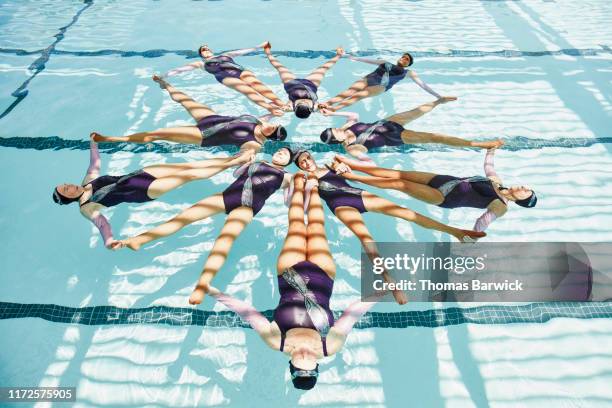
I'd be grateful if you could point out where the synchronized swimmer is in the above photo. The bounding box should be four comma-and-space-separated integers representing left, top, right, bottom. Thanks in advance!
51, 42, 538, 390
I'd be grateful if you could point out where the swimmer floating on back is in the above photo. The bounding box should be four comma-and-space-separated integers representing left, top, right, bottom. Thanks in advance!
319, 52, 456, 111
115, 147, 295, 304
165, 43, 285, 115
263, 42, 344, 119
92, 76, 287, 155
52, 134, 250, 249
319, 99, 503, 161
333, 147, 537, 238
293, 151, 485, 304
200, 174, 386, 390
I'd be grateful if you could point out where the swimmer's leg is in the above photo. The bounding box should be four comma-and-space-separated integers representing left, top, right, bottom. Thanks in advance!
153, 75, 215, 122
362, 192, 485, 241
277, 174, 307, 274
91, 127, 202, 145
121, 193, 225, 250
305, 53, 342, 87
401, 129, 503, 149
240, 70, 285, 106
323, 78, 369, 107
189, 206, 254, 305
341, 172, 443, 205
264, 50, 297, 83
385, 100, 442, 125
334, 206, 407, 304
305, 181, 335, 279
145, 156, 247, 199
330, 85, 384, 111
222, 77, 283, 115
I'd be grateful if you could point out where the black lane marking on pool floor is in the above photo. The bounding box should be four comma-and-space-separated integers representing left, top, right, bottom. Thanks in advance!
1, 46, 610, 60
0, 0, 94, 120
1, 42, 609, 121
0, 135, 611, 155
1, 301, 610, 328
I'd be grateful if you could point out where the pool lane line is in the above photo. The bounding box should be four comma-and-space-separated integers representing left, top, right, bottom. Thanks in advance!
0, 46, 610, 61
0, 0, 94, 121
0, 135, 611, 155
0, 301, 610, 328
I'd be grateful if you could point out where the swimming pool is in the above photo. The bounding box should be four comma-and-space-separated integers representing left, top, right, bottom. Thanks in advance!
1, 0, 611, 406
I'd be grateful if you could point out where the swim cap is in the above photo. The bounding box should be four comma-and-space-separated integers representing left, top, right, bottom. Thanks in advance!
52, 187, 80, 205
515, 191, 537, 208
295, 103, 313, 119
289, 361, 318, 390
320, 128, 340, 144
293, 150, 309, 167
277, 146, 294, 165
403, 52, 414, 66
267, 126, 287, 141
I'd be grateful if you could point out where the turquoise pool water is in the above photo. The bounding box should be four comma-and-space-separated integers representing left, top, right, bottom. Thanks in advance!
1, 0, 611, 406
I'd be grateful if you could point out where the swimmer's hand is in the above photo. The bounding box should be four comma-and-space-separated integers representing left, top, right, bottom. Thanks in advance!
473, 139, 504, 150
263, 41, 272, 54
258, 41, 270, 49
230, 151, 255, 166
331, 160, 352, 175
336, 47, 345, 56
319, 107, 333, 116
437, 96, 458, 104
107, 240, 124, 250
317, 102, 331, 111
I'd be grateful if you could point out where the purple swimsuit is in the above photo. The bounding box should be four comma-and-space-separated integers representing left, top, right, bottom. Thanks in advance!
274, 261, 334, 356
283, 78, 318, 104
197, 114, 261, 148
318, 170, 367, 213
428, 175, 500, 209
347, 120, 405, 149
222, 162, 285, 215
81, 170, 156, 208
203, 55, 244, 83
365, 62, 407, 91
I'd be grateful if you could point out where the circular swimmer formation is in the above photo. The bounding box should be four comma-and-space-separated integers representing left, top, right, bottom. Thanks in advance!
51, 42, 538, 390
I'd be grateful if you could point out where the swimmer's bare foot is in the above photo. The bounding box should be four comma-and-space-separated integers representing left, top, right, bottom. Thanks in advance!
473, 139, 504, 149
189, 283, 209, 305
123, 237, 143, 251
268, 107, 284, 116
456, 229, 486, 242
437, 96, 458, 104
90, 132, 105, 142
152, 74, 169, 89
90, 132, 129, 143
382, 272, 408, 305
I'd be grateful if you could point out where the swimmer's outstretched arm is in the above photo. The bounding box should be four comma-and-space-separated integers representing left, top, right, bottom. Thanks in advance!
81, 208, 115, 249
471, 148, 507, 234
82, 136, 102, 185
407, 70, 445, 99
473, 201, 507, 233
484, 148, 501, 182
207, 285, 279, 348
320, 109, 359, 128
223, 42, 268, 58
326, 294, 383, 355
164, 61, 205, 78
344, 54, 386, 65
